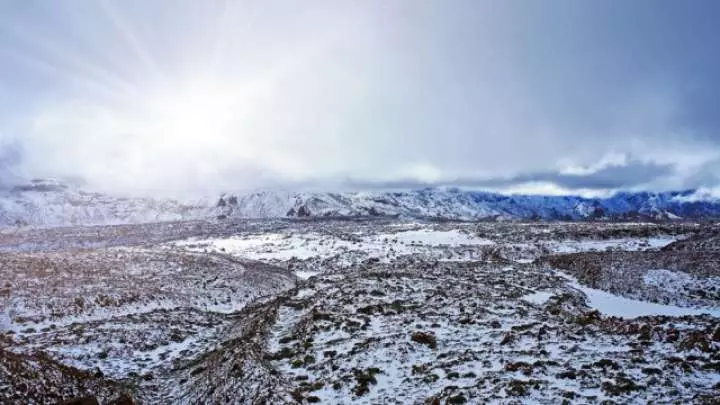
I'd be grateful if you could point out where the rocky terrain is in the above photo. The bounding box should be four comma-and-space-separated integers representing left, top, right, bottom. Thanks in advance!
1, 220, 719, 404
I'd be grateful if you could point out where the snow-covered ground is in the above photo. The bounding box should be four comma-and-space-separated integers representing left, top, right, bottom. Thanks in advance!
370, 229, 494, 246
260, 256, 720, 404
501, 235, 682, 263
643, 269, 720, 296
551, 236, 678, 253
0, 247, 296, 383
175, 227, 680, 274
2, 220, 718, 404
174, 228, 495, 268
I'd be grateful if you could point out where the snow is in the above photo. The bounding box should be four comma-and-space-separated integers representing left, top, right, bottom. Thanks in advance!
521, 291, 554, 305
7, 299, 183, 332
551, 236, 678, 254
4, 220, 720, 404
295, 288, 316, 299
0, 309, 11, 331
259, 251, 720, 404
217, 188, 720, 221
295, 270, 319, 280
47, 330, 210, 379
565, 276, 720, 318
176, 228, 495, 265
0, 180, 206, 228
371, 229, 494, 246
644, 269, 694, 287
505, 235, 681, 263
178, 233, 346, 261
642, 268, 720, 294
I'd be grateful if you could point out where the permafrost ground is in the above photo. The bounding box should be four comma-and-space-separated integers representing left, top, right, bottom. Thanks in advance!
1, 220, 719, 404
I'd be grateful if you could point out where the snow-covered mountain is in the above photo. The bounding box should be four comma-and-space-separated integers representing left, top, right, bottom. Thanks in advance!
0, 179, 206, 228
3, 179, 720, 228
216, 188, 720, 221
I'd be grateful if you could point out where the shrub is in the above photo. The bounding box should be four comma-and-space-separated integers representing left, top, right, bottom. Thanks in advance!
411, 331, 437, 349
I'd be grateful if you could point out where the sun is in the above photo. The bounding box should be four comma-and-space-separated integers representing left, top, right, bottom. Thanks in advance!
138, 79, 245, 147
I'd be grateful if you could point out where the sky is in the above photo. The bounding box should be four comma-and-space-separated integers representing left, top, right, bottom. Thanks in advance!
0, 0, 719, 197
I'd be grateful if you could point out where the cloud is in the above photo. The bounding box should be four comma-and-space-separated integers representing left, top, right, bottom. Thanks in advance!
498, 159, 676, 190
0, 1, 719, 196
678, 158, 720, 190
0, 139, 23, 189
339, 157, 675, 192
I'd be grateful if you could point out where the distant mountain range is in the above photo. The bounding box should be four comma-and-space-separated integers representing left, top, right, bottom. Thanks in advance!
214, 188, 720, 222
2, 179, 720, 228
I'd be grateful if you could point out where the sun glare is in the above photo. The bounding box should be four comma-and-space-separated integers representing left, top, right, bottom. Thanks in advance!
151, 81, 239, 136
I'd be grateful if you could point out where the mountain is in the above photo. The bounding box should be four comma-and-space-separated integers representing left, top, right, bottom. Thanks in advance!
215, 188, 720, 222
0, 179, 206, 228
2, 179, 720, 228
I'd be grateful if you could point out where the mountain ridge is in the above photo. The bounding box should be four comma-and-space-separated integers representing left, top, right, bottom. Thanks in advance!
2, 179, 720, 228
214, 188, 720, 222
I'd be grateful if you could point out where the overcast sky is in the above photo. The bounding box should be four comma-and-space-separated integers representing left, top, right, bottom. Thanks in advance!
1, 0, 719, 197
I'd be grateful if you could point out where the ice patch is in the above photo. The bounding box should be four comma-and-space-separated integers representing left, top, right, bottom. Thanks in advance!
566, 277, 720, 318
